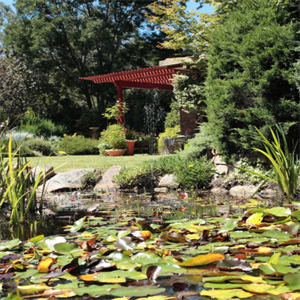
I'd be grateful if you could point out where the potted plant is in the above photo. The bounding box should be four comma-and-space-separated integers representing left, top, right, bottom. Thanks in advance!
125, 128, 138, 156
99, 124, 127, 156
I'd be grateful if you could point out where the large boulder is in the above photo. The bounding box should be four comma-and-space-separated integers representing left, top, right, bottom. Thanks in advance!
41, 168, 96, 193
94, 166, 122, 191
229, 185, 258, 198
158, 174, 179, 189
31, 165, 55, 183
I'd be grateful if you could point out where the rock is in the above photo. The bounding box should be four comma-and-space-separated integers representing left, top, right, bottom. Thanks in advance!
210, 187, 229, 195
154, 187, 169, 193
41, 168, 95, 193
229, 185, 258, 198
31, 165, 55, 183
158, 174, 179, 189
94, 166, 122, 191
259, 188, 280, 199
212, 154, 229, 175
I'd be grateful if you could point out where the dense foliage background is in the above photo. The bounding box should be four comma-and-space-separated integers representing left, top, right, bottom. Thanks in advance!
0, 0, 176, 134
0, 0, 299, 160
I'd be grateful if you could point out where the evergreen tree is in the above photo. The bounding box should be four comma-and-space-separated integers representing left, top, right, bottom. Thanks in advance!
203, 0, 300, 159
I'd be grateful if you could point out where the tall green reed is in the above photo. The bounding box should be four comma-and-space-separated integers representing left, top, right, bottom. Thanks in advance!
235, 125, 299, 202
0, 133, 45, 226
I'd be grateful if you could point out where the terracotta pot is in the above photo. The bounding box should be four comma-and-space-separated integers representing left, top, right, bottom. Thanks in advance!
126, 140, 136, 156
106, 149, 126, 156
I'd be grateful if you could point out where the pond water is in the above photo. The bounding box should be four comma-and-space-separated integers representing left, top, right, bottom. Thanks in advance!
1, 190, 225, 241
0, 191, 293, 300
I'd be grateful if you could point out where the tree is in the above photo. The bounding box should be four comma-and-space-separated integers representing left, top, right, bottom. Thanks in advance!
146, 0, 214, 57
2, 0, 173, 132
202, 0, 300, 159
0, 49, 40, 123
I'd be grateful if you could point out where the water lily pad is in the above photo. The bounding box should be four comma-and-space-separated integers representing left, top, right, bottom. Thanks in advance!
262, 229, 291, 239
200, 288, 253, 299
17, 283, 49, 295
218, 219, 238, 233
284, 273, 300, 291
178, 253, 224, 267
37, 257, 57, 273
143, 263, 186, 275
264, 207, 291, 217
115, 237, 135, 251
217, 258, 252, 272
75, 284, 121, 296
246, 212, 263, 226
70, 216, 86, 232
0, 239, 21, 251
242, 284, 290, 295
54, 242, 81, 253
38, 236, 67, 251
110, 286, 165, 297
28, 235, 44, 243
203, 275, 265, 283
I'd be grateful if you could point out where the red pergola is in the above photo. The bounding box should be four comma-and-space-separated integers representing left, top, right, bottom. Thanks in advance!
80, 63, 195, 123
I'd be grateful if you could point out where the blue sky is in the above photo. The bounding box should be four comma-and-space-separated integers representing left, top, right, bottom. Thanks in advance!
1, 0, 214, 13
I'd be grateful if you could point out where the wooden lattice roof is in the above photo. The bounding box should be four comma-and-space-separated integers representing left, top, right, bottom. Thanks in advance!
80, 64, 194, 91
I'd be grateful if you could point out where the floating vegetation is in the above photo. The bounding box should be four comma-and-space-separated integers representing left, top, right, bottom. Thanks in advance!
1, 195, 300, 299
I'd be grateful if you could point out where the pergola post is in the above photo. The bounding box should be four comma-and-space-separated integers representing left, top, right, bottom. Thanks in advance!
116, 83, 124, 124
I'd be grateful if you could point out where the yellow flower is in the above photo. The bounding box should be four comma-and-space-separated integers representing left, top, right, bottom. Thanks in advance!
188, 164, 194, 168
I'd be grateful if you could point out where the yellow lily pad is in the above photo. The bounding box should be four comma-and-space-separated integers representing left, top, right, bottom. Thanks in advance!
179, 253, 224, 267
201, 288, 253, 299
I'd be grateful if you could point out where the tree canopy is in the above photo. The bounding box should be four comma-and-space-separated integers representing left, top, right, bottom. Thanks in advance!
1, 0, 175, 132
202, 0, 300, 158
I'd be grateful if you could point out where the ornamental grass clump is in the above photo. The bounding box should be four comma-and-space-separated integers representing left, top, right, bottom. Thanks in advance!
0, 133, 45, 226
235, 125, 300, 202
100, 124, 127, 150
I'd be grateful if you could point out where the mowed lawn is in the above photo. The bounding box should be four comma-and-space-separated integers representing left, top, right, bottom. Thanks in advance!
26, 154, 161, 173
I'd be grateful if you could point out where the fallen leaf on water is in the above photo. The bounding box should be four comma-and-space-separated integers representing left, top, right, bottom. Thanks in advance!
37, 257, 57, 273
178, 253, 224, 267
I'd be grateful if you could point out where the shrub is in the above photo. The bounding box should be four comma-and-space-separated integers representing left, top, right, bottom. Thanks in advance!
98, 140, 110, 156
115, 161, 162, 190
157, 125, 181, 154
19, 110, 66, 138
23, 138, 56, 156
58, 134, 99, 155
0, 138, 35, 157
164, 100, 180, 129
116, 154, 215, 190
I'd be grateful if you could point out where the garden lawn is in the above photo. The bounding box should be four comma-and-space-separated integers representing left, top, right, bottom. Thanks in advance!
26, 154, 161, 173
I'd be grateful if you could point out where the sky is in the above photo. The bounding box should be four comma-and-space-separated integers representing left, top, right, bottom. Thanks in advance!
1, 0, 214, 14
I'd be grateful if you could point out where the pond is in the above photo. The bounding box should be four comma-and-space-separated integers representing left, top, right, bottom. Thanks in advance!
0, 191, 299, 300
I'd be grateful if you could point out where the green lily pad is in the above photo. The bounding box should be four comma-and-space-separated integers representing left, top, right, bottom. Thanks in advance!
262, 229, 291, 239
218, 219, 238, 233
38, 236, 67, 251
203, 275, 265, 283
110, 286, 165, 297
70, 217, 86, 232
264, 207, 291, 217
75, 284, 121, 296
284, 273, 300, 291
54, 242, 81, 253
0, 239, 21, 251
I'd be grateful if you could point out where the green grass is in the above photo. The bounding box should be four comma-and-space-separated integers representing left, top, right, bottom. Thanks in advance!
25, 154, 161, 173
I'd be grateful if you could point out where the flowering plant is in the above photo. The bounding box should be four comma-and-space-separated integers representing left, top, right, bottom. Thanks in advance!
102, 101, 129, 123
100, 124, 126, 150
